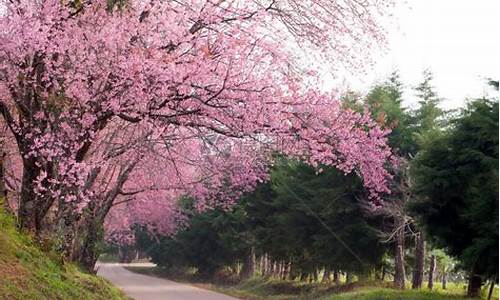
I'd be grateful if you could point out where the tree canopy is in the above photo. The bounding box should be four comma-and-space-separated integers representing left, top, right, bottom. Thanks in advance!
410, 97, 499, 293
0, 0, 392, 268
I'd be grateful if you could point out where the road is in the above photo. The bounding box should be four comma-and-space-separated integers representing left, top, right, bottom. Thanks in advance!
97, 263, 239, 300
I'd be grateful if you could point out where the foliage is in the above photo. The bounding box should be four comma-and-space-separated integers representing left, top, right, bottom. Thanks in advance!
137, 198, 250, 276
0, 0, 392, 256
412, 69, 446, 149
364, 71, 418, 156
139, 157, 386, 278
410, 98, 499, 281
250, 158, 385, 275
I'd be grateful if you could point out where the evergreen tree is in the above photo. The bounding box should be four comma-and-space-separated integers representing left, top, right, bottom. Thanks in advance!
412, 69, 444, 148
363, 71, 418, 289
138, 197, 251, 277
365, 71, 417, 156
249, 158, 385, 279
410, 97, 499, 297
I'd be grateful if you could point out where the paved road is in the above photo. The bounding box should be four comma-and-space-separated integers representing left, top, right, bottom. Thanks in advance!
97, 263, 239, 300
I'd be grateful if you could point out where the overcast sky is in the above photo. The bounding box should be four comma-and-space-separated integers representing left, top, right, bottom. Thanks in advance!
343, 0, 499, 110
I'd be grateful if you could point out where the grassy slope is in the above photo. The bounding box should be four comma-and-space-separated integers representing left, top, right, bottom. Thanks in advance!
0, 207, 128, 300
127, 266, 498, 300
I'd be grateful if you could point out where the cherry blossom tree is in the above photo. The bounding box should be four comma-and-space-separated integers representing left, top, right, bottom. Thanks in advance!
0, 0, 393, 268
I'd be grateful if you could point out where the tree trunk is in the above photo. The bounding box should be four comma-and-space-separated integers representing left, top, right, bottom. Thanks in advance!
487, 279, 495, 300
18, 158, 42, 233
71, 215, 104, 272
70, 195, 118, 273
428, 254, 436, 289
266, 255, 272, 277
118, 246, 135, 263
288, 263, 297, 280
56, 199, 82, 260
278, 261, 284, 278
333, 270, 340, 284
375, 267, 381, 281
394, 216, 406, 289
412, 232, 425, 289
259, 256, 264, 275
282, 261, 291, 280
263, 254, 271, 277
138, 250, 147, 259
467, 268, 483, 298
71, 161, 138, 271
0, 152, 13, 214
322, 269, 331, 283
18, 156, 59, 237
281, 261, 287, 279
241, 246, 255, 279
381, 266, 386, 281
271, 260, 278, 277
442, 266, 447, 289
313, 269, 318, 282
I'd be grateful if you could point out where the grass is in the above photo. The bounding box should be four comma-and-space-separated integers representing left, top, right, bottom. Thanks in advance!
127, 266, 498, 300
322, 287, 471, 300
215, 278, 476, 300
0, 204, 129, 300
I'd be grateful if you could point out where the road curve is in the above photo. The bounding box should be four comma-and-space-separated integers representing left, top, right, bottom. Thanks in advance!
97, 263, 239, 300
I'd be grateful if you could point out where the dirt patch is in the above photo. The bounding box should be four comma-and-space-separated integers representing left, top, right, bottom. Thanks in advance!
0, 261, 30, 295
0, 262, 28, 280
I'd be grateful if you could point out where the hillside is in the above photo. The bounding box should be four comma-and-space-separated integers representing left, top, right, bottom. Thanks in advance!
0, 205, 128, 300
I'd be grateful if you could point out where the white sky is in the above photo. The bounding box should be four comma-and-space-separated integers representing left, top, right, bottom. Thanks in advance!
343, 0, 499, 110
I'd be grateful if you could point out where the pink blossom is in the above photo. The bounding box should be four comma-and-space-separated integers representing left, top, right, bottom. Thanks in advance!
0, 0, 393, 241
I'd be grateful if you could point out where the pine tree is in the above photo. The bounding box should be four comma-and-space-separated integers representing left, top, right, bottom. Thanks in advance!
411, 96, 499, 297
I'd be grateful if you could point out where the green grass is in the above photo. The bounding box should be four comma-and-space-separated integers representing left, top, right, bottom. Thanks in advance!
221, 279, 498, 300
0, 204, 129, 300
127, 266, 498, 300
217, 278, 465, 300
214, 277, 337, 299
321, 283, 498, 300
321, 287, 470, 300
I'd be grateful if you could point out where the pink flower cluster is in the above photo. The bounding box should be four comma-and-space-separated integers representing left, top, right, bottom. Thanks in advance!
0, 0, 392, 242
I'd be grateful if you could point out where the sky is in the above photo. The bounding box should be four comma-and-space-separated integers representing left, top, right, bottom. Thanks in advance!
343, 0, 499, 110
